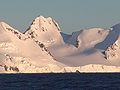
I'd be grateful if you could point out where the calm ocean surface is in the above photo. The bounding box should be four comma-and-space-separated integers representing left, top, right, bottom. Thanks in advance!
0, 73, 120, 90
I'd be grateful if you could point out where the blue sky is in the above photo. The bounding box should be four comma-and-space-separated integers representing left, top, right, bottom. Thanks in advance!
0, 0, 120, 33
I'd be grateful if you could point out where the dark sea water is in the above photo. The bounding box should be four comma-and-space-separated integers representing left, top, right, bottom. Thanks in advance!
0, 73, 120, 90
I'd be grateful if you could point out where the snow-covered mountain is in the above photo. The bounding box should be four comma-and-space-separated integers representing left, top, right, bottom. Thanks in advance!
95, 24, 120, 50
24, 16, 64, 47
105, 36, 120, 64
0, 16, 120, 73
0, 21, 64, 73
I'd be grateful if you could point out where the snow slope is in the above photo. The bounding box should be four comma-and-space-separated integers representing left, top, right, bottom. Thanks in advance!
0, 16, 120, 73
0, 21, 64, 73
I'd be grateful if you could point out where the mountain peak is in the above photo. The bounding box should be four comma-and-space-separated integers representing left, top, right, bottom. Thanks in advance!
25, 16, 61, 33
35, 16, 46, 25
24, 16, 64, 47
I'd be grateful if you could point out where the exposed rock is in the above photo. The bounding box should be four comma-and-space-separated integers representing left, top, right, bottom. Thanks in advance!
105, 38, 120, 60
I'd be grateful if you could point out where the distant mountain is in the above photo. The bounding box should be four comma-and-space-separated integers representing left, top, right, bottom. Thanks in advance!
95, 23, 120, 50
0, 16, 120, 73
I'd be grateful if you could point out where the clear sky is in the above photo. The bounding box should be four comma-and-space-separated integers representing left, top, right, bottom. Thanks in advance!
0, 0, 120, 34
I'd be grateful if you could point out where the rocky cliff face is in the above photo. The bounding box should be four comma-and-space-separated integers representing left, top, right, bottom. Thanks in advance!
105, 37, 120, 61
